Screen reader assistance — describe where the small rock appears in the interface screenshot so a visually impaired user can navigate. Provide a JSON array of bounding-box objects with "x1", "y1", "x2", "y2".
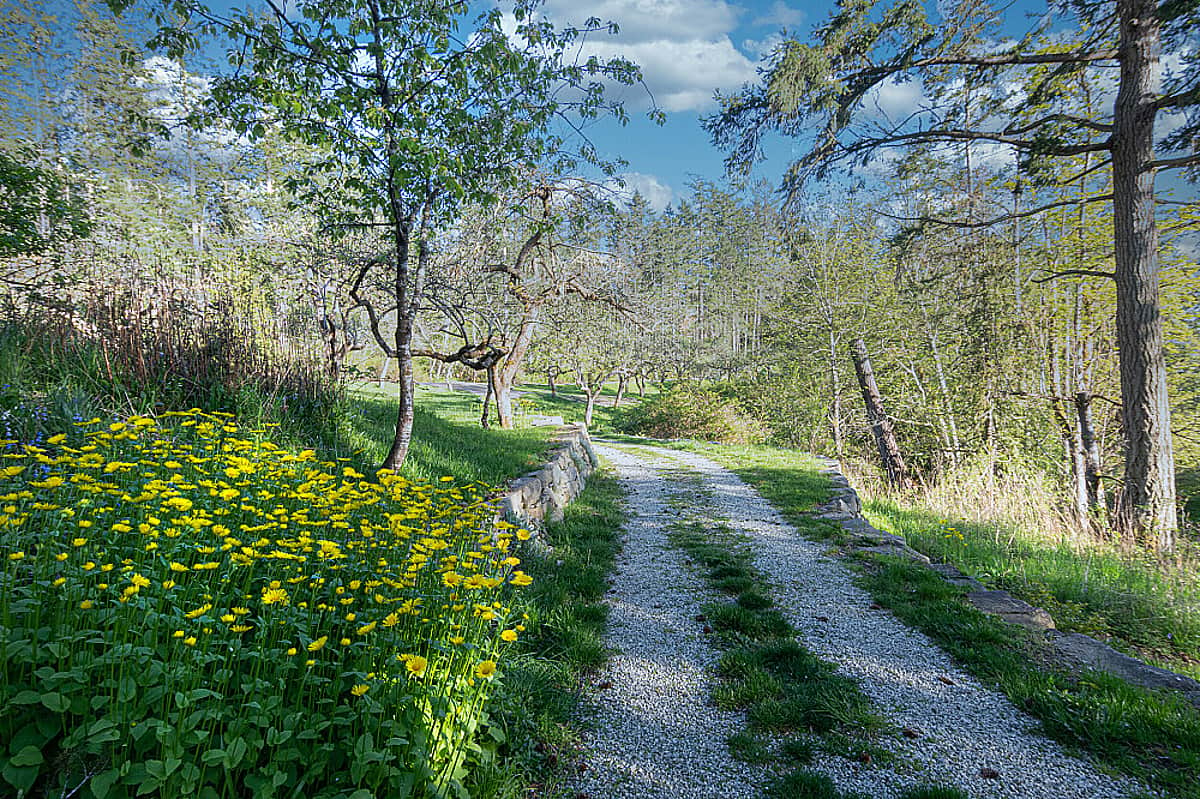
[
  {"x1": 596, "y1": 680, "x2": 613, "y2": 690},
  {"x1": 937, "y1": 675, "x2": 956, "y2": 686},
  {"x1": 857, "y1": 752, "x2": 872, "y2": 764},
  {"x1": 901, "y1": 726, "x2": 921, "y2": 739},
  {"x1": 694, "y1": 614, "x2": 707, "y2": 622},
  {"x1": 979, "y1": 767, "x2": 1000, "y2": 779},
  {"x1": 815, "y1": 615, "x2": 830, "y2": 622},
  {"x1": 869, "y1": 603, "x2": 883, "y2": 610},
  {"x1": 702, "y1": 625, "x2": 713, "y2": 634}
]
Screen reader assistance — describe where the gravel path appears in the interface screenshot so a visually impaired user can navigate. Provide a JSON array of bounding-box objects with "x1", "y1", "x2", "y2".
[
  {"x1": 571, "y1": 442, "x2": 1146, "y2": 799},
  {"x1": 569, "y1": 445, "x2": 768, "y2": 798}
]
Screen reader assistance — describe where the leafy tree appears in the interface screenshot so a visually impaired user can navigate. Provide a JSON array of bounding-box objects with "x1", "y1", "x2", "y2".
[
  {"x1": 706, "y1": 0, "x2": 1200, "y2": 550},
  {"x1": 130, "y1": 0, "x2": 646, "y2": 469},
  {"x1": 0, "y1": 150, "x2": 89, "y2": 259}
]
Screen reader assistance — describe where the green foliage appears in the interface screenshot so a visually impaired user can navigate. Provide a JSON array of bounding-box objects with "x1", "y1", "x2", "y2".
[
  {"x1": 474, "y1": 471, "x2": 626, "y2": 797},
  {"x1": 0, "y1": 298, "x2": 340, "y2": 454},
  {"x1": 0, "y1": 411, "x2": 533, "y2": 798},
  {"x1": 615, "y1": 388, "x2": 767, "y2": 444},
  {"x1": 0, "y1": 151, "x2": 90, "y2": 256}
]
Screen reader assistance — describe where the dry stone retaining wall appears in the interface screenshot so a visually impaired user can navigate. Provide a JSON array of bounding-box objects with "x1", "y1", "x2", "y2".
[
  {"x1": 499, "y1": 423, "x2": 599, "y2": 527},
  {"x1": 816, "y1": 458, "x2": 1200, "y2": 708}
]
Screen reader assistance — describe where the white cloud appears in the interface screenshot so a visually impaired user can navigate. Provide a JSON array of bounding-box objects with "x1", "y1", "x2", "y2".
[
  {"x1": 864, "y1": 75, "x2": 927, "y2": 121},
  {"x1": 607, "y1": 171, "x2": 674, "y2": 211},
  {"x1": 538, "y1": 0, "x2": 739, "y2": 42},
  {"x1": 512, "y1": 0, "x2": 756, "y2": 113},
  {"x1": 742, "y1": 32, "x2": 784, "y2": 59},
  {"x1": 751, "y1": 1, "x2": 805, "y2": 29}
]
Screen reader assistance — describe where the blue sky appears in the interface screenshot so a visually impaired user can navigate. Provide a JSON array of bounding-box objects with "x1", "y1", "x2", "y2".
[
  {"x1": 538, "y1": 0, "x2": 1196, "y2": 217},
  {"x1": 542, "y1": 0, "x2": 820, "y2": 208}
]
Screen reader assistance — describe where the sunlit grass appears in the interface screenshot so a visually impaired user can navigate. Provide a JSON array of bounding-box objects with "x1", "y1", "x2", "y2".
[{"x1": 864, "y1": 499, "x2": 1200, "y2": 680}]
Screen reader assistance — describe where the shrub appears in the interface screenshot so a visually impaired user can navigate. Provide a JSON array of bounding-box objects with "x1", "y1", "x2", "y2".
[
  {"x1": 0, "y1": 410, "x2": 532, "y2": 798},
  {"x1": 614, "y1": 388, "x2": 767, "y2": 444}
]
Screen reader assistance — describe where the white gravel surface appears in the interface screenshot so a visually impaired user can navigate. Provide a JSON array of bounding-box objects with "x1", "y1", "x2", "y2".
[{"x1": 571, "y1": 442, "x2": 1147, "y2": 799}]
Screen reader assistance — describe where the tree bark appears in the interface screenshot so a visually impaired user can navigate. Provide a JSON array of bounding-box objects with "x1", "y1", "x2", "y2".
[
  {"x1": 850, "y1": 338, "x2": 911, "y2": 489},
  {"x1": 585, "y1": 392, "x2": 597, "y2": 426},
  {"x1": 492, "y1": 306, "x2": 539, "y2": 429},
  {"x1": 1075, "y1": 391, "x2": 1107, "y2": 520},
  {"x1": 1111, "y1": 0, "x2": 1177, "y2": 549},
  {"x1": 480, "y1": 366, "x2": 495, "y2": 429},
  {"x1": 547, "y1": 366, "x2": 557, "y2": 396},
  {"x1": 381, "y1": 225, "x2": 416, "y2": 472},
  {"x1": 613, "y1": 372, "x2": 627, "y2": 408}
]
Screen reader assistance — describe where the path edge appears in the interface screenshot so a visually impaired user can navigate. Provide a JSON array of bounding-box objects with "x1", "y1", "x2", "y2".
[{"x1": 814, "y1": 457, "x2": 1200, "y2": 708}]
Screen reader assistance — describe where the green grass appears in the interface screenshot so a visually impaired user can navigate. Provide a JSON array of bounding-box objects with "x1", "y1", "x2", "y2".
[
  {"x1": 864, "y1": 499, "x2": 1200, "y2": 680},
  {"x1": 344, "y1": 385, "x2": 553, "y2": 485},
  {"x1": 665, "y1": 513, "x2": 884, "y2": 784},
  {"x1": 470, "y1": 470, "x2": 626, "y2": 798},
  {"x1": 347, "y1": 385, "x2": 629, "y2": 798},
  {"x1": 692, "y1": 441, "x2": 1200, "y2": 799},
  {"x1": 860, "y1": 554, "x2": 1200, "y2": 798}
]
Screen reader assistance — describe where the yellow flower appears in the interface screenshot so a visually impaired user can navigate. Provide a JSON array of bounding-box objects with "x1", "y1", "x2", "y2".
[
  {"x1": 510, "y1": 571, "x2": 533, "y2": 587},
  {"x1": 183, "y1": 636, "x2": 197, "y2": 646},
  {"x1": 169, "y1": 562, "x2": 190, "y2": 572},
  {"x1": 450, "y1": 636, "x2": 465, "y2": 645},
  {"x1": 356, "y1": 621, "x2": 377, "y2": 636},
  {"x1": 287, "y1": 647, "x2": 297, "y2": 656},
  {"x1": 340, "y1": 638, "x2": 351, "y2": 646},
  {"x1": 79, "y1": 600, "x2": 94, "y2": 609},
  {"x1": 500, "y1": 629, "x2": 518, "y2": 643},
  {"x1": 165, "y1": 496, "x2": 193, "y2": 512},
  {"x1": 220, "y1": 614, "x2": 236, "y2": 623},
  {"x1": 8, "y1": 551, "x2": 24, "y2": 560},
  {"x1": 72, "y1": 538, "x2": 87, "y2": 547},
  {"x1": 129, "y1": 573, "x2": 151, "y2": 589},
  {"x1": 2, "y1": 465, "x2": 26, "y2": 477},
  {"x1": 185, "y1": 603, "x2": 212, "y2": 619},
  {"x1": 382, "y1": 613, "x2": 400, "y2": 628},
  {"x1": 474, "y1": 660, "x2": 497, "y2": 679},
  {"x1": 405, "y1": 655, "x2": 429, "y2": 677},
  {"x1": 351, "y1": 684, "x2": 369, "y2": 697},
  {"x1": 55, "y1": 552, "x2": 69, "y2": 561},
  {"x1": 261, "y1": 587, "x2": 289, "y2": 606},
  {"x1": 308, "y1": 636, "x2": 328, "y2": 652},
  {"x1": 516, "y1": 528, "x2": 532, "y2": 541},
  {"x1": 172, "y1": 630, "x2": 185, "y2": 638}
]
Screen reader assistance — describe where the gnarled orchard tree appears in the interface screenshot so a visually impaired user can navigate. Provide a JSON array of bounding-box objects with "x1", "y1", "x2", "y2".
[
  {"x1": 706, "y1": 0, "x2": 1199, "y2": 550},
  {"x1": 134, "y1": 0, "x2": 642, "y2": 469}
]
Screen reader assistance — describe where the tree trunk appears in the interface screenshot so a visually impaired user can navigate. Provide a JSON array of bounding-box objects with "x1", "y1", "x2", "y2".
[
  {"x1": 382, "y1": 317, "x2": 416, "y2": 471},
  {"x1": 547, "y1": 367, "x2": 557, "y2": 396},
  {"x1": 480, "y1": 366, "x2": 495, "y2": 429},
  {"x1": 850, "y1": 338, "x2": 911, "y2": 489},
  {"x1": 1112, "y1": 0, "x2": 1176, "y2": 550},
  {"x1": 493, "y1": 306, "x2": 539, "y2": 430},
  {"x1": 584, "y1": 392, "x2": 596, "y2": 426},
  {"x1": 377, "y1": 355, "x2": 389, "y2": 388},
  {"x1": 613, "y1": 373, "x2": 627, "y2": 408},
  {"x1": 1075, "y1": 391, "x2": 1107, "y2": 521},
  {"x1": 1055, "y1": 398, "x2": 1089, "y2": 526},
  {"x1": 635, "y1": 372, "x2": 645, "y2": 397},
  {"x1": 381, "y1": 225, "x2": 416, "y2": 472}
]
